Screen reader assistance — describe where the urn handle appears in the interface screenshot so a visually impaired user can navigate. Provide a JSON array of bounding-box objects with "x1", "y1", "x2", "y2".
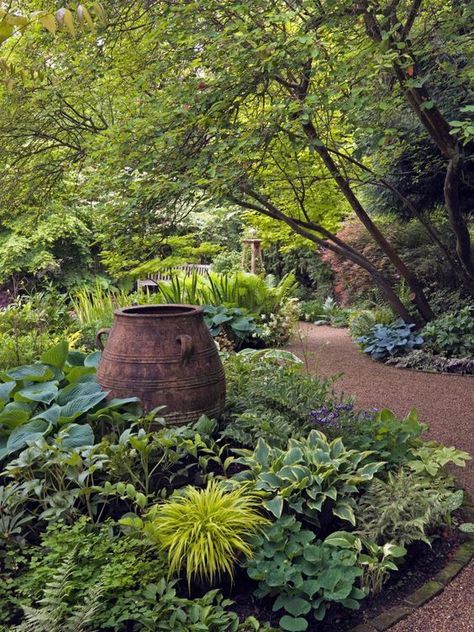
[
  {"x1": 176, "y1": 334, "x2": 194, "y2": 366},
  {"x1": 96, "y1": 328, "x2": 111, "y2": 351}
]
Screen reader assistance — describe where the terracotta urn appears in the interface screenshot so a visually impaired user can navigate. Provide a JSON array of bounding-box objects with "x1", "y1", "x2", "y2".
[{"x1": 96, "y1": 304, "x2": 226, "y2": 424}]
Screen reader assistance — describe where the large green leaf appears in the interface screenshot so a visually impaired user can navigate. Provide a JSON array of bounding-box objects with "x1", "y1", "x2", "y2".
[
  {"x1": 0, "y1": 381, "x2": 16, "y2": 402},
  {"x1": 58, "y1": 391, "x2": 108, "y2": 424},
  {"x1": 67, "y1": 351, "x2": 87, "y2": 367},
  {"x1": 0, "y1": 403, "x2": 32, "y2": 429},
  {"x1": 58, "y1": 423, "x2": 94, "y2": 448},
  {"x1": 263, "y1": 495, "x2": 283, "y2": 518},
  {"x1": 32, "y1": 404, "x2": 61, "y2": 426},
  {"x1": 84, "y1": 351, "x2": 101, "y2": 368},
  {"x1": 40, "y1": 340, "x2": 69, "y2": 369},
  {"x1": 65, "y1": 366, "x2": 96, "y2": 384},
  {"x1": 5, "y1": 419, "x2": 49, "y2": 456},
  {"x1": 6, "y1": 364, "x2": 54, "y2": 383},
  {"x1": 57, "y1": 380, "x2": 104, "y2": 406},
  {"x1": 88, "y1": 397, "x2": 140, "y2": 420},
  {"x1": 280, "y1": 615, "x2": 308, "y2": 631},
  {"x1": 18, "y1": 381, "x2": 59, "y2": 405}
]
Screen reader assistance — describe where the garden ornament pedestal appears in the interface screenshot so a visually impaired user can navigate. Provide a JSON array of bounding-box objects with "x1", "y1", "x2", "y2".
[{"x1": 96, "y1": 304, "x2": 226, "y2": 424}]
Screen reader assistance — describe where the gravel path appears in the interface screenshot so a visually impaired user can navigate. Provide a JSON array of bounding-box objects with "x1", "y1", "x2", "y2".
[{"x1": 286, "y1": 324, "x2": 474, "y2": 632}]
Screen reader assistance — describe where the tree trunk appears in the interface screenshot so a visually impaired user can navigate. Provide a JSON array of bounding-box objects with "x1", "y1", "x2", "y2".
[
  {"x1": 302, "y1": 124, "x2": 434, "y2": 321},
  {"x1": 228, "y1": 192, "x2": 416, "y2": 323}
]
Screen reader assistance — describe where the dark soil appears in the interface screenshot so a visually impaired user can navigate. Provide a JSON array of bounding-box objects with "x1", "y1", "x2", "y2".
[{"x1": 230, "y1": 524, "x2": 464, "y2": 631}]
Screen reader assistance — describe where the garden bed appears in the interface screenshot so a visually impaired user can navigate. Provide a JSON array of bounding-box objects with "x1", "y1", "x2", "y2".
[{"x1": 229, "y1": 518, "x2": 467, "y2": 631}]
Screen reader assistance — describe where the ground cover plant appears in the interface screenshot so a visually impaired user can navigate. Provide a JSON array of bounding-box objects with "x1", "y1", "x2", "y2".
[{"x1": 0, "y1": 341, "x2": 470, "y2": 632}]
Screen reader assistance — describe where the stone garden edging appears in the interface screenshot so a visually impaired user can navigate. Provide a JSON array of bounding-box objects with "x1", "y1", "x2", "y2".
[{"x1": 349, "y1": 497, "x2": 474, "y2": 632}]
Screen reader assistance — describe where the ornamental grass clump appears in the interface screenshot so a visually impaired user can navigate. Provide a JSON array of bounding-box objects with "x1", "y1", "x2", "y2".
[{"x1": 143, "y1": 479, "x2": 269, "y2": 587}]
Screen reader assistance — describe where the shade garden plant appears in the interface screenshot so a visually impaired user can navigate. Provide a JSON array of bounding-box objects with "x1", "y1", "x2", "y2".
[{"x1": 0, "y1": 338, "x2": 470, "y2": 632}]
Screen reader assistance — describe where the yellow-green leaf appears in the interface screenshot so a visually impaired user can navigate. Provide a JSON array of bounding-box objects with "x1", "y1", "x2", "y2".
[{"x1": 39, "y1": 13, "x2": 57, "y2": 34}]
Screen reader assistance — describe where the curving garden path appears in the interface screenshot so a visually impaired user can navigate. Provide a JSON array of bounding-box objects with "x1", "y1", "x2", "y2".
[{"x1": 286, "y1": 324, "x2": 474, "y2": 632}]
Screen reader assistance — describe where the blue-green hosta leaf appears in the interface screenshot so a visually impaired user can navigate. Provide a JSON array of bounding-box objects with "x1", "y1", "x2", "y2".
[
  {"x1": 0, "y1": 381, "x2": 16, "y2": 402},
  {"x1": 263, "y1": 495, "x2": 283, "y2": 518},
  {"x1": 66, "y1": 351, "x2": 87, "y2": 367},
  {"x1": 57, "y1": 380, "x2": 104, "y2": 405},
  {"x1": 87, "y1": 397, "x2": 140, "y2": 420},
  {"x1": 17, "y1": 381, "x2": 59, "y2": 405},
  {"x1": 0, "y1": 435, "x2": 7, "y2": 460},
  {"x1": 32, "y1": 404, "x2": 61, "y2": 426},
  {"x1": 58, "y1": 391, "x2": 108, "y2": 424},
  {"x1": 6, "y1": 419, "x2": 50, "y2": 456},
  {"x1": 6, "y1": 363, "x2": 54, "y2": 383},
  {"x1": 65, "y1": 366, "x2": 96, "y2": 384},
  {"x1": 333, "y1": 501, "x2": 356, "y2": 526},
  {"x1": 0, "y1": 403, "x2": 32, "y2": 429},
  {"x1": 279, "y1": 615, "x2": 308, "y2": 631},
  {"x1": 84, "y1": 351, "x2": 101, "y2": 368},
  {"x1": 40, "y1": 340, "x2": 69, "y2": 369},
  {"x1": 58, "y1": 423, "x2": 94, "y2": 448}
]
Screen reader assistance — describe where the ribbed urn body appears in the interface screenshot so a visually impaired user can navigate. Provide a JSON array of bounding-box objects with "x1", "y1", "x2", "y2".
[{"x1": 96, "y1": 304, "x2": 226, "y2": 424}]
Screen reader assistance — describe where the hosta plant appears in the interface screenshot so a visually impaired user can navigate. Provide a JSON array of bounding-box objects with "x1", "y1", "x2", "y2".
[
  {"x1": 357, "y1": 320, "x2": 424, "y2": 360},
  {"x1": 234, "y1": 431, "x2": 385, "y2": 527},
  {"x1": 126, "y1": 479, "x2": 269, "y2": 586},
  {"x1": 324, "y1": 531, "x2": 406, "y2": 595},
  {"x1": 0, "y1": 340, "x2": 138, "y2": 463},
  {"x1": 246, "y1": 515, "x2": 366, "y2": 631}
]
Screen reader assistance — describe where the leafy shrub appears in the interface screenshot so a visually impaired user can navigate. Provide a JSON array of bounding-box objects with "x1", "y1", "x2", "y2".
[
  {"x1": 16, "y1": 518, "x2": 251, "y2": 632},
  {"x1": 246, "y1": 514, "x2": 366, "y2": 631},
  {"x1": 343, "y1": 408, "x2": 426, "y2": 469},
  {"x1": 225, "y1": 352, "x2": 338, "y2": 425},
  {"x1": 0, "y1": 340, "x2": 138, "y2": 464},
  {"x1": 0, "y1": 294, "x2": 73, "y2": 369},
  {"x1": 203, "y1": 305, "x2": 259, "y2": 348},
  {"x1": 422, "y1": 306, "x2": 474, "y2": 357},
  {"x1": 299, "y1": 296, "x2": 349, "y2": 327},
  {"x1": 211, "y1": 250, "x2": 242, "y2": 274},
  {"x1": 256, "y1": 297, "x2": 300, "y2": 347},
  {"x1": 348, "y1": 307, "x2": 394, "y2": 339},
  {"x1": 355, "y1": 469, "x2": 464, "y2": 546},
  {"x1": 357, "y1": 320, "x2": 424, "y2": 360},
  {"x1": 234, "y1": 432, "x2": 385, "y2": 528},
  {"x1": 134, "y1": 479, "x2": 269, "y2": 586}
]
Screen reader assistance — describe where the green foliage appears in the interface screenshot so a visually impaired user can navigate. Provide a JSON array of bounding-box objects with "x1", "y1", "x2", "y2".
[
  {"x1": 0, "y1": 340, "x2": 139, "y2": 464},
  {"x1": 133, "y1": 479, "x2": 269, "y2": 587},
  {"x1": 0, "y1": 293, "x2": 73, "y2": 370},
  {"x1": 355, "y1": 469, "x2": 464, "y2": 547},
  {"x1": 71, "y1": 282, "x2": 130, "y2": 330},
  {"x1": 344, "y1": 409, "x2": 427, "y2": 469},
  {"x1": 15, "y1": 549, "x2": 104, "y2": 632},
  {"x1": 246, "y1": 515, "x2": 366, "y2": 631},
  {"x1": 224, "y1": 352, "x2": 338, "y2": 437},
  {"x1": 422, "y1": 307, "x2": 474, "y2": 357},
  {"x1": 357, "y1": 320, "x2": 424, "y2": 361},
  {"x1": 323, "y1": 531, "x2": 406, "y2": 596},
  {"x1": 203, "y1": 305, "x2": 259, "y2": 347},
  {"x1": 234, "y1": 432, "x2": 385, "y2": 527},
  {"x1": 300, "y1": 297, "x2": 349, "y2": 327},
  {"x1": 348, "y1": 308, "x2": 395, "y2": 339},
  {"x1": 211, "y1": 251, "x2": 242, "y2": 274}
]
